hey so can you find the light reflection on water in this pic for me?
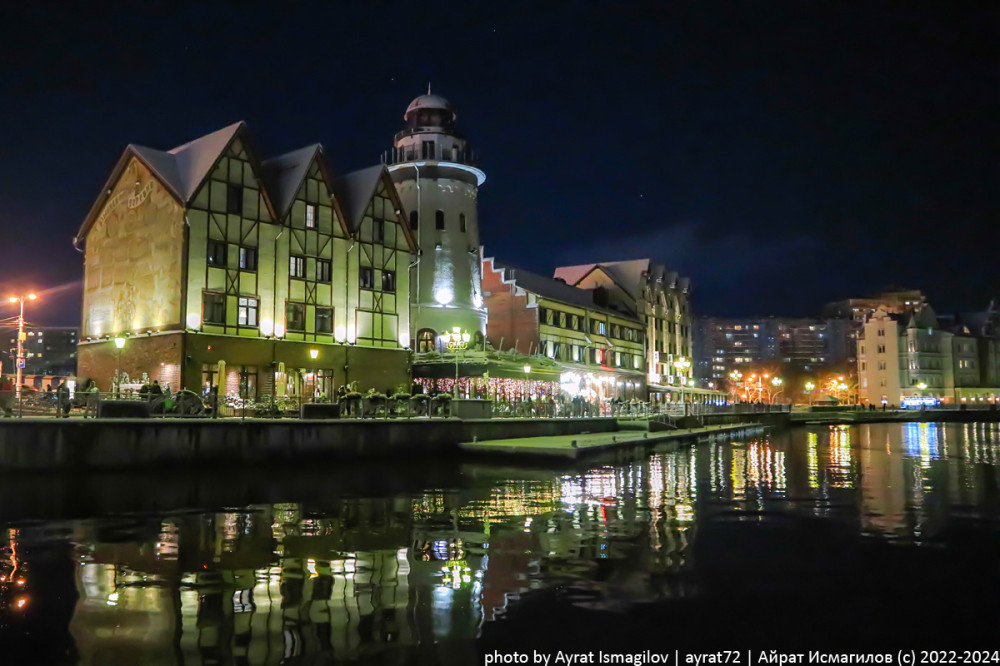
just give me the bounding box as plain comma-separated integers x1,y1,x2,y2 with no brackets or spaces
1,422,998,664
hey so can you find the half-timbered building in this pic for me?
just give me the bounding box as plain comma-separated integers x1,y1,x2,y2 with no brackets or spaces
75,122,417,400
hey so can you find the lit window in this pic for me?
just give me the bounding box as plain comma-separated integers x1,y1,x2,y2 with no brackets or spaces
382,270,396,293
305,204,316,228
289,256,305,279
237,297,258,327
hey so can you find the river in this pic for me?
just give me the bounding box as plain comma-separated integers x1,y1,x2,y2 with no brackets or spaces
1,422,997,664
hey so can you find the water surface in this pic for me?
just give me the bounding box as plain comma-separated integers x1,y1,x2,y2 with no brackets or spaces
1,422,998,664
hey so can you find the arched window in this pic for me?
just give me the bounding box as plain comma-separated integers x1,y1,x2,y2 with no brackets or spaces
409,210,418,230
435,210,445,230
417,328,437,353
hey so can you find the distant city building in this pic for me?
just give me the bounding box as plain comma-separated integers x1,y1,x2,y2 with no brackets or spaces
694,316,840,381
857,304,1000,406
2,326,78,377
75,121,417,396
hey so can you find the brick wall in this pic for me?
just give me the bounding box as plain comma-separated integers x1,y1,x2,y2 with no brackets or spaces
482,258,539,355
77,333,184,392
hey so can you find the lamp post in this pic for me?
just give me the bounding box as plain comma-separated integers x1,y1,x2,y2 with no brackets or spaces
7,293,37,410
442,327,471,398
805,381,815,406
729,370,743,404
673,356,691,413
113,336,126,398
770,376,783,404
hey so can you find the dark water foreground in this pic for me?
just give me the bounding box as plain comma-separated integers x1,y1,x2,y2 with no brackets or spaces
0,422,997,665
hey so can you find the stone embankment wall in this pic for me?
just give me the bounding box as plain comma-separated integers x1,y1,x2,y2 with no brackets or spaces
0,417,619,471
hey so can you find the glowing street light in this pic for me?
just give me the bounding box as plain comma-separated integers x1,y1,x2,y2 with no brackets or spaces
7,293,37,411
674,357,691,411
113,335,127,397
442,327,471,398
309,348,319,360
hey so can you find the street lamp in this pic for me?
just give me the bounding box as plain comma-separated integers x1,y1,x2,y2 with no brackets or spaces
805,381,815,406
7,293,37,408
442,327,471,398
771,376,783,404
673,357,691,409
113,336,127,397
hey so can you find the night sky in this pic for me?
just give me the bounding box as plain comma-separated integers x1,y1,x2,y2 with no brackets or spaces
1,1,997,326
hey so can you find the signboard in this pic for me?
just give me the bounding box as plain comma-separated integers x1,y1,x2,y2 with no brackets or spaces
17,359,25,369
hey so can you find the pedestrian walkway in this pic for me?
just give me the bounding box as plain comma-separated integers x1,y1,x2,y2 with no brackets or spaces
458,422,763,460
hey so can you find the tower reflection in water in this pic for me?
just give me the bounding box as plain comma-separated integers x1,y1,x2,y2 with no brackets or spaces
0,423,990,664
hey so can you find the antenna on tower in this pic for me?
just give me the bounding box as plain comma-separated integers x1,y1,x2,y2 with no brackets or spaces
427,81,432,94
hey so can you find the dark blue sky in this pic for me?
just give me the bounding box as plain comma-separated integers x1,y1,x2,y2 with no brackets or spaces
0,1,997,325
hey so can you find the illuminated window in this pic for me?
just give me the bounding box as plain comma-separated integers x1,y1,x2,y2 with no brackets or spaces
417,328,436,353
305,204,316,228
289,255,305,279
315,307,333,334
237,297,258,327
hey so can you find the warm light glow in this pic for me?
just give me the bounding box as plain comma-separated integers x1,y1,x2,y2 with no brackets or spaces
399,331,410,347
274,323,286,338
114,336,127,349
523,364,532,373
346,324,356,343
917,382,927,390
16,597,27,609
334,325,347,342
186,313,201,330
309,348,319,360
805,381,815,390
8,296,17,303
434,288,454,305
259,318,274,336
28,294,37,300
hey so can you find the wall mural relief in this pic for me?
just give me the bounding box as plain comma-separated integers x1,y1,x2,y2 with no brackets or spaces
83,158,184,337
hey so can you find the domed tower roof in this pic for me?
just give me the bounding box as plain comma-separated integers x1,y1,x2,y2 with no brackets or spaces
404,93,456,121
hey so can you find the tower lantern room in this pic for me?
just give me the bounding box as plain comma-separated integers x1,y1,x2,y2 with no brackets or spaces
384,90,487,351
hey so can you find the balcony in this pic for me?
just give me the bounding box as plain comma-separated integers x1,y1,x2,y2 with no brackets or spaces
381,143,479,168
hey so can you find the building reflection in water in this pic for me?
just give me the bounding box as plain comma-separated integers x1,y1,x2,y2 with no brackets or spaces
0,422,993,664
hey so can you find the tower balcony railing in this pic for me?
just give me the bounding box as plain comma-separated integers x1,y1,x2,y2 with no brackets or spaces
381,144,479,168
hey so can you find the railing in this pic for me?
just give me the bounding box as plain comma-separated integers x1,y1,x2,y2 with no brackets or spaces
381,144,479,168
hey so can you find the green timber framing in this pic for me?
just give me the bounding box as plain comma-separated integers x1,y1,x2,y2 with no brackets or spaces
74,122,418,400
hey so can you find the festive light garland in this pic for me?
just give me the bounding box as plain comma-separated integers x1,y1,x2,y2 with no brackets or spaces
414,377,558,400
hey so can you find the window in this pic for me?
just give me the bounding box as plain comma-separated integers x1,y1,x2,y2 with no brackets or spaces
315,306,333,334
410,210,418,229
317,259,332,282
422,141,435,160
571,315,579,330
877,344,886,354
459,213,467,232
208,241,227,267
559,312,567,328
286,302,305,331
382,270,396,292
877,328,885,337
239,246,257,271
373,220,384,243
305,204,316,228
417,328,436,353
435,210,445,230
227,184,243,215
203,292,225,324
878,361,886,371
290,256,305,279
359,266,374,289
597,321,606,335
545,309,554,325
238,297,258,327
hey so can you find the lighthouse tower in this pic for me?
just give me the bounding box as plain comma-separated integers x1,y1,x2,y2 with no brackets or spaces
384,90,487,352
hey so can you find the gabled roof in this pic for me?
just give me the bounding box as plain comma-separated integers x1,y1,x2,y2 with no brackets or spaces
330,165,417,252
331,165,385,233
907,305,939,330
167,121,244,201
488,258,642,323
130,145,184,200
554,258,691,297
260,144,323,219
